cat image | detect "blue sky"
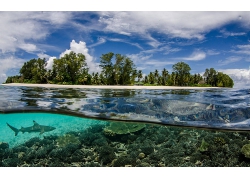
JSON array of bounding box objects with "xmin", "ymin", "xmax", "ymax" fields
[{"xmin": 1, "ymin": 3, "xmax": 250, "ymax": 88}]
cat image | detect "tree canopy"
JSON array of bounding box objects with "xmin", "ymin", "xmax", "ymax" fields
[{"xmin": 4, "ymin": 51, "xmax": 234, "ymax": 88}]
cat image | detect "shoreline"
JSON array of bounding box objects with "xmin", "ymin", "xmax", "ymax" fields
[{"xmin": 1, "ymin": 83, "xmax": 221, "ymax": 89}]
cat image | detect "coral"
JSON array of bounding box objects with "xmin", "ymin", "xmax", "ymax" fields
[
  {"xmin": 25, "ymin": 137, "xmax": 41, "ymax": 148},
  {"xmin": 56, "ymin": 134, "xmax": 81, "ymax": 147},
  {"xmin": 0, "ymin": 142, "xmax": 9, "ymax": 150},
  {"xmin": 97, "ymin": 146, "xmax": 116, "ymax": 165},
  {"xmin": 112, "ymin": 156, "xmax": 136, "ymax": 167},
  {"xmin": 214, "ymin": 137, "xmax": 226, "ymax": 146},
  {"xmin": 241, "ymin": 144, "xmax": 250, "ymax": 158},
  {"xmin": 198, "ymin": 139, "xmax": 209, "ymax": 152},
  {"xmin": 103, "ymin": 122, "xmax": 145, "ymax": 136}
]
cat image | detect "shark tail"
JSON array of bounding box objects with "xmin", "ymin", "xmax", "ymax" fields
[{"xmin": 6, "ymin": 123, "xmax": 19, "ymax": 136}]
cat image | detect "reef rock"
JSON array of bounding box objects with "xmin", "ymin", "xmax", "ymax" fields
[
  {"xmin": 103, "ymin": 122, "xmax": 145, "ymax": 136},
  {"xmin": 241, "ymin": 144, "xmax": 250, "ymax": 158}
]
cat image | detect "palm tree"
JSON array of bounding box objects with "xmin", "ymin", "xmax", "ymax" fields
[
  {"xmin": 154, "ymin": 69, "xmax": 159, "ymax": 84},
  {"xmin": 162, "ymin": 68, "xmax": 169, "ymax": 85},
  {"xmin": 137, "ymin": 70, "xmax": 143, "ymax": 83},
  {"xmin": 149, "ymin": 72, "xmax": 155, "ymax": 84}
]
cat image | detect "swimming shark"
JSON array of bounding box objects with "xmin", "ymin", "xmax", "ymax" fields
[{"xmin": 6, "ymin": 120, "xmax": 56, "ymax": 136}]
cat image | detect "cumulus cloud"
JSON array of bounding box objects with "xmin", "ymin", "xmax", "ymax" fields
[
  {"xmin": 45, "ymin": 56, "xmax": 57, "ymax": 70},
  {"xmin": 98, "ymin": 12, "xmax": 249, "ymax": 42},
  {"xmin": 37, "ymin": 53, "xmax": 51, "ymax": 60},
  {"xmin": 0, "ymin": 56, "xmax": 26, "ymax": 83},
  {"xmin": 219, "ymin": 68, "xmax": 250, "ymax": 88},
  {"xmin": 60, "ymin": 40, "xmax": 100, "ymax": 73}
]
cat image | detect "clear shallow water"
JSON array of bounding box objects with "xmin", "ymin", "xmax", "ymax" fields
[
  {"xmin": 0, "ymin": 112, "xmax": 106, "ymax": 148},
  {"xmin": 1, "ymin": 85, "xmax": 250, "ymax": 131},
  {"xmin": 1, "ymin": 85, "xmax": 250, "ymax": 167}
]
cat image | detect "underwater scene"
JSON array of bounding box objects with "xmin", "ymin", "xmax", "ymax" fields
[{"xmin": 1, "ymin": 85, "xmax": 250, "ymax": 167}]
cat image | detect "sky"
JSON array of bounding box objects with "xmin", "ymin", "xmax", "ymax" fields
[{"xmin": 1, "ymin": 1, "xmax": 250, "ymax": 88}]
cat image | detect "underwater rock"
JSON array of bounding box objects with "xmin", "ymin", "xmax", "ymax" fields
[
  {"xmin": 0, "ymin": 142, "xmax": 9, "ymax": 150},
  {"xmin": 112, "ymin": 156, "xmax": 136, "ymax": 167},
  {"xmin": 241, "ymin": 144, "xmax": 250, "ymax": 158},
  {"xmin": 56, "ymin": 134, "xmax": 81, "ymax": 147},
  {"xmin": 103, "ymin": 122, "xmax": 145, "ymax": 136},
  {"xmin": 138, "ymin": 152, "xmax": 145, "ymax": 159},
  {"xmin": 97, "ymin": 146, "xmax": 116, "ymax": 165},
  {"xmin": 25, "ymin": 137, "xmax": 41, "ymax": 148}
]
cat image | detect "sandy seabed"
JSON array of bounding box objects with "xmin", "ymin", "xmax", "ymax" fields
[{"xmin": 2, "ymin": 83, "xmax": 220, "ymax": 90}]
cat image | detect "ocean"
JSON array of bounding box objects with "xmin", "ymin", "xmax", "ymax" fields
[{"xmin": 1, "ymin": 85, "xmax": 250, "ymax": 167}]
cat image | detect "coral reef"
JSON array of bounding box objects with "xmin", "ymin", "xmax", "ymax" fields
[
  {"xmin": 56, "ymin": 133, "xmax": 81, "ymax": 147},
  {"xmin": 1, "ymin": 122, "xmax": 250, "ymax": 167},
  {"xmin": 241, "ymin": 144, "xmax": 250, "ymax": 158}
]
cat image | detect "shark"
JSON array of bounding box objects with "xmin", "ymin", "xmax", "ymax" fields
[{"xmin": 6, "ymin": 120, "xmax": 56, "ymax": 136}]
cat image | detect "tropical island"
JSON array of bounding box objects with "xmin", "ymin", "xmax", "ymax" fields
[{"xmin": 3, "ymin": 51, "xmax": 234, "ymax": 88}]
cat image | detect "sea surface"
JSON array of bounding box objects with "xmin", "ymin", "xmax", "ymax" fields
[{"xmin": 1, "ymin": 85, "xmax": 250, "ymax": 167}]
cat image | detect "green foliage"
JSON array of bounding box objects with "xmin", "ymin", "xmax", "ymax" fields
[
  {"xmin": 4, "ymin": 50, "xmax": 234, "ymax": 88},
  {"xmin": 53, "ymin": 51, "xmax": 88, "ymax": 84},
  {"xmin": 172, "ymin": 61, "xmax": 191, "ymax": 86},
  {"xmin": 19, "ymin": 58, "xmax": 47, "ymax": 83},
  {"xmin": 99, "ymin": 52, "xmax": 137, "ymax": 85}
]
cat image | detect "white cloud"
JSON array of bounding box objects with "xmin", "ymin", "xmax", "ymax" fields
[
  {"xmin": 108, "ymin": 38, "xmax": 144, "ymax": 50},
  {"xmin": 0, "ymin": 56, "xmax": 26, "ymax": 83},
  {"xmin": 206, "ymin": 49, "xmax": 220, "ymax": 56},
  {"xmin": 37, "ymin": 53, "xmax": 51, "ymax": 60},
  {"xmin": 0, "ymin": 73, "xmax": 7, "ymax": 84},
  {"xmin": 181, "ymin": 51, "xmax": 206, "ymax": 61},
  {"xmin": 45, "ymin": 56, "xmax": 57, "ymax": 70},
  {"xmin": 127, "ymin": 53, "xmax": 153, "ymax": 64},
  {"xmin": 0, "ymin": 12, "xmax": 72, "ymax": 53},
  {"xmin": 232, "ymin": 44, "xmax": 250, "ymax": 55},
  {"xmin": 60, "ymin": 40, "xmax": 101, "ymax": 73},
  {"xmin": 219, "ymin": 68, "xmax": 250, "ymax": 88},
  {"xmin": 98, "ymin": 12, "xmax": 249, "ymax": 42},
  {"xmin": 219, "ymin": 29, "xmax": 246, "ymax": 37},
  {"xmin": 218, "ymin": 56, "xmax": 242, "ymax": 66},
  {"xmin": 89, "ymin": 37, "xmax": 107, "ymax": 48}
]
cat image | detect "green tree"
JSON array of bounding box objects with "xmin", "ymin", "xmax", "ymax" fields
[
  {"xmin": 99, "ymin": 52, "xmax": 114, "ymax": 85},
  {"xmin": 216, "ymin": 72, "xmax": 234, "ymax": 88},
  {"xmin": 148, "ymin": 72, "xmax": 155, "ymax": 84},
  {"xmin": 19, "ymin": 58, "xmax": 47, "ymax": 83},
  {"xmin": 52, "ymin": 51, "xmax": 88, "ymax": 84},
  {"xmin": 120, "ymin": 57, "xmax": 137, "ymax": 85},
  {"xmin": 137, "ymin": 70, "xmax": 143, "ymax": 83},
  {"xmin": 172, "ymin": 62, "xmax": 191, "ymax": 86},
  {"xmin": 162, "ymin": 68, "xmax": 169, "ymax": 85},
  {"xmin": 203, "ymin": 68, "xmax": 217, "ymax": 86},
  {"xmin": 154, "ymin": 69, "xmax": 159, "ymax": 84}
]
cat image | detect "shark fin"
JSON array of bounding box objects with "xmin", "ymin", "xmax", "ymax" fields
[
  {"xmin": 6, "ymin": 123, "xmax": 19, "ymax": 136},
  {"xmin": 33, "ymin": 120, "xmax": 39, "ymax": 126}
]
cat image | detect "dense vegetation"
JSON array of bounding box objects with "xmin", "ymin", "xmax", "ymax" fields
[{"xmin": 4, "ymin": 51, "xmax": 234, "ymax": 88}]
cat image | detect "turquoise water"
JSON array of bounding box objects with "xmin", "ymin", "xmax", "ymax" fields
[
  {"xmin": 1, "ymin": 85, "xmax": 250, "ymax": 167},
  {"xmin": 1, "ymin": 112, "xmax": 106, "ymax": 148}
]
